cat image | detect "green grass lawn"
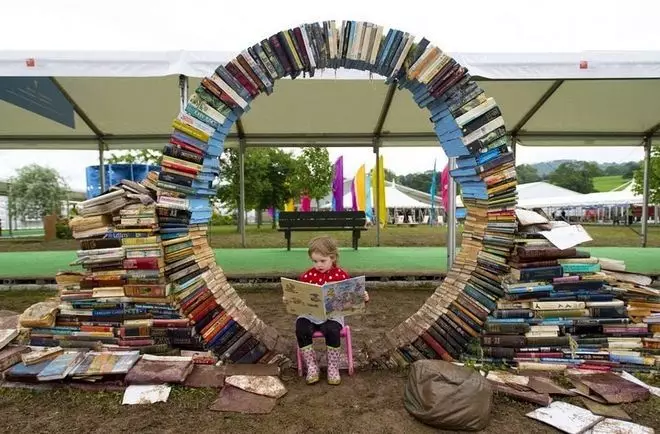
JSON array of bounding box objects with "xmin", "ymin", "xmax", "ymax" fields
[
  {"xmin": 0, "ymin": 228, "xmax": 44, "ymax": 239},
  {"xmin": 1, "ymin": 246, "xmax": 659, "ymax": 278},
  {"xmin": 592, "ymin": 175, "xmax": 629, "ymax": 192},
  {"xmin": 1, "ymin": 224, "xmax": 659, "ymax": 253}
]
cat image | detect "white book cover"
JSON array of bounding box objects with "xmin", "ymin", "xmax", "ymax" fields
[
  {"xmin": 526, "ymin": 401, "xmax": 603, "ymax": 434},
  {"xmin": 462, "ymin": 116, "xmax": 506, "ymax": 145},
  {"xmin": 456, "ymin": 97, "xmax": 498, "ymax": 127},
  {"xmin": 210, "ymin": 72, "xmax": 249, "ymax": 108},
  {"xmin": 177, "ymin": 112, "xmax": 216, "ymax": 136},
  {"xmin": 0, "ymin": 329, "xmax": 18, "ymax": 351},
  {"xmin": 370, "ymin": 25, "xmax": 384, "ymax": 66},
  {"xmin": 300, "ymin": 25, "xmax": 316, "ymax": 69},
  {"xmin": 408, "ymin": 46, "xmax": 438, "ymax": 80},
  {"xmin": 419, "ymin": 53, "xmax": 448, "ymax": 84},
  {"xmin": 361, "ymin": 23, "xmax": 373, "ymax": 62}
]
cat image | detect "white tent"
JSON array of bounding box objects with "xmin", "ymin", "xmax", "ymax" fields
[
  {"xmin": 455, "ymin": 181, "xmax": 584, "ymax": 208},
  {"xmin": 456, "ymin": 180, "xmax": 649, "ymax": 209},
  {"xmin": 322, "ymin": 184, "xmax": 429, "ymax": 209},
  {"xmin": 0, "ymin": 35, "xmax": 658, "ymax": 248},
  {"xmin": 0, "ymin": 50, "xmax": 659, "ymax": 151}
]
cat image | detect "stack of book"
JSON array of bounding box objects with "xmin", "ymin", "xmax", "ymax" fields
[
  {"xmin": 475, "ymin": 233, "xmax": 660, "ymax": 373},
  {"xmin": 18, "ymin": 21, "xmax": 657, "ymax": 372}
]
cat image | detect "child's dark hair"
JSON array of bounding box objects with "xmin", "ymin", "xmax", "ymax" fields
[{"xmin": 308, "ymin": 236, "xmax": 339, "ymax": 264}]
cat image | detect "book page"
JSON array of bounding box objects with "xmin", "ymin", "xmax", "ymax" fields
[
  {"xmin": 281, "ymin": 278, "xmax": 326, "ymax": 319},
  {"xmin": 540, "ymin": 224, "xmax": 593, "ymax": 250},
  {"xmin": 322, "ymin": 276, "xmax": 367, "ymax": 318}
]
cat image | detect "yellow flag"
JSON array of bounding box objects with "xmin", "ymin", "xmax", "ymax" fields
[
  {"xmin": 284, "ymin": 198, "xmax": 295, "ymax": 212},
  {"xmin": 370, "ymin": 158, "xmax": 387, "ymax": 227},
  {"xmin": 355, "ymin": 164, "xmax": 366, "ymax": 211}
]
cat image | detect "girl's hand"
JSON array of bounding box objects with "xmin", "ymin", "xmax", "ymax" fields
[{"xmin": 364, "ymin": 291, "xmax": 370, "ymax": 303}]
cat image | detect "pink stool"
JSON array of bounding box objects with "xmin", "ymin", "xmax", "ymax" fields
[{"xmin": 296, "ymin": 325, "xmax": 354, "ymax": 377}]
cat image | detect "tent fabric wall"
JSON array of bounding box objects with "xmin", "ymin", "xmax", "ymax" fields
[{"xmin": 0, "ymin": 50, "xmax": 659, "ymax": 151}]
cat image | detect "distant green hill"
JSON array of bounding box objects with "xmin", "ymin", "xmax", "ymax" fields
[{"xmin": 592, "ymin": 175, "xmax": 629, "ymax": 192}]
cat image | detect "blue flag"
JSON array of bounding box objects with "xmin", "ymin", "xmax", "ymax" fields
[{"xmin": 365, "ymin": 171, "xmax": 373, "ymax": 222}]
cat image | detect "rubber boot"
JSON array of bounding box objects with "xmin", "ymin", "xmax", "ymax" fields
[
  {"xmin": 301, "ymin": 345, "xmax": 319, "ymax": 385},
  {"xmin": 326, "ymin": 346, "xmax": 342, "ymax": 385}
]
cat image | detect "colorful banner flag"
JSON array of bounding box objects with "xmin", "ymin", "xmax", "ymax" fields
[
  {"xmin": 365, "ymin": 170, "xmax": 373, "ymax": 221},
  {"xmin": 301, "ymin": 195, "xmax": 311, "ymax": 212},
  {"xmin": 332, "ymin": 156, "xmax": 344, "ymax": 211},
  {"xmin": 429, "ymin": 159, "xmax": 437, "ymax": 224},
  {"xmin": 440, "ymin": 162, "xmax": 450, "ymax": 212},
  {"xmin": 371, "ymin": 157, "xmax": 387, "ymax": 227},
  {"xmin": 355, "ymin": 164, "xmax": 366, "ymax": 211},
  {"xmin": 378, "ymin": 156, "xmax": 386, "ymax": 227}
]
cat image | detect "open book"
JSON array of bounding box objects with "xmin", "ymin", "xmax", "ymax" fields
[{"xmin": 281, "ymin": 276, "xmax": 366, "ymax": 320}]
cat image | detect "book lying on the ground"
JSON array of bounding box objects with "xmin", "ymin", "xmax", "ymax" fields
[{"xmin": 281, "ymin": 276, "xmax": 366, "ymax": 320}]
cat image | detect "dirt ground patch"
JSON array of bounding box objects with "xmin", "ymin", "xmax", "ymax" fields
[
  {"xmin": 1, "ymin": 373, "xmax": 658, "ymax": 434},
  {"xmin": 1, "ymin": 288, "xmax": 658, "ymax": 433}
]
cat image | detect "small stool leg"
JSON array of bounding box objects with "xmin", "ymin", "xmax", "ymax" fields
[
  {"xmin": 296, "ymin": 347, "xmax": 303, "ymax": 377},
  {"xmin": 345, "ymin": 326, "xmax": 354, "ymax": 376}
]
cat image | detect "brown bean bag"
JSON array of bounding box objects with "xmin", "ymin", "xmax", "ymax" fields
[{"xmin": 404, "ymin": 360, "xmax": 493, "ymax": 431}]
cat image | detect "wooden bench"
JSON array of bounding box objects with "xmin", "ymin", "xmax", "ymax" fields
[{"xmin": 277, "ymin": 211, "xmax": 367, "ymax": 251}]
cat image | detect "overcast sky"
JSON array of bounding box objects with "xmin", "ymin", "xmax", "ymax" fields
[{"xmin": 0, "ymin": 0, "xmax": 656, "ymax": 191}]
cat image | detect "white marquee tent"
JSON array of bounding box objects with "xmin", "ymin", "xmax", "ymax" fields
[
  {"xmin": 1, "ymin": 48, "xmax": 659, "ymax": 250},
  {"xmin": 322, "ymin": 184, "xmax": 430, "ymax": 210}
]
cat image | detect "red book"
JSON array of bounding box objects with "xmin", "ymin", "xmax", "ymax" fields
[
  {"xmin": 226, "ymin": 62, "xmax": 259, "ymax": 97},
  {"xmin": 421, "ymin": 331, "xmax": 453, "ymax": 362},
  {"xmin": 123, "ymin": 258, "xmax": 162, "ymax": 270},
  {"xmin": 161, "ymin": 159, "xmax": 199, "ymax": 175},
  {"xmin": 169, "ymin": 137, "xmax": 204, "ymax": 155},
  {"xmin": 189, "ymin": 297, "xmax": 218, "ymax": 323},
  {"xmin": 514, "ymin": 352, "xmax": 564, "ymax": 359},
  {"xmin": 152, "ymin": 319, "xmax": 189, "ymax": 328}
]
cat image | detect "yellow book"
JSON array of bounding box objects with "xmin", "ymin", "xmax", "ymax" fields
[{"xmin": 172, "ymin": 119, "xmax": 209, "ymax": 143}]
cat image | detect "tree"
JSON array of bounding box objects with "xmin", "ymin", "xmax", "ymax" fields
[
  {"xmin": 105, "ymin": 149, "xmax": 162, "ymax": 165},
  {"xmin": 622, "ymin": 161, "xmax": 641, "ymax": 179},
  {"xmin": 583, "ymin": 161, "xmax": 603, "ymax": 178},
  {"xmin": 633, "ymin": 146, "xmax": 660, "ymax": 204},
  {"xmin": 516, "ymin": 164, "xmax": 541, "ymax": 184},
  {"xmin": 547, "ymin": 161, "xmax": 596, "ymax": 193},
  {"xmin": 257, "ymin": 149, "xmax": 298, "ymax": 227},
  {"xmin": 398, "ymin": 171, "xmax": 434, "ymax": 192},
  {"xmin": 384, "ymin": 168, "xmax": 398, "ymax": 182},
  {"xmin": 292, "ymin": 147, "xmax": 332, "ymax": 207},
  {"xmin": 8, "ymin": 164, "xmax": 69, "ymax": 221},
  {"xmin": 216, "ymin": 148, "xmax": 269, "ymax": 216},
  {"xmin": 216, "ymin": 148, "xmax": 299, "ymax": 228}
]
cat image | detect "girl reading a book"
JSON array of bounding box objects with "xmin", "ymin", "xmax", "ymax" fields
[{"xmin": 296, "ymin": 235, "xmax": 369, "ymax": 385}]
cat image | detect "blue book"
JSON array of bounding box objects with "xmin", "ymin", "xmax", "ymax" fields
[{"xmin": 457, "ymin": 156, "xmax": 477, "ymax": 168}]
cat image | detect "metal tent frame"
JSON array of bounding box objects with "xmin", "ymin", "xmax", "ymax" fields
[{"xmin": 1, "ymin": 50, "xmax": 659, "ymax": 259}]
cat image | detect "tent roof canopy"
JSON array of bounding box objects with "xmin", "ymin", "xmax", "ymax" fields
[{"xmin": 1, "ymin": 50, "xmax": 659, "ymax": 151}]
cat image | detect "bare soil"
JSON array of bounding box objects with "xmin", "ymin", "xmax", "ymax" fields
[{"xmin": 1, "ymin": 288, "xmax": 658, "ymax": 433}]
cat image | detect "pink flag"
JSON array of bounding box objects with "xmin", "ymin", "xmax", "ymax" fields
[
  {"xmin": 301, "ymin": 195, "xmax": 311, "ymax": 212},
  {"xmin": 440, "ymin": 163, "xmax": 450, "ymax": 211}
]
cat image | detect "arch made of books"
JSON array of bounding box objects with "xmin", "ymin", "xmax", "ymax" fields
[{"xmin": 161, "ymin": 21, "xmax": 516, "ymax": 367}]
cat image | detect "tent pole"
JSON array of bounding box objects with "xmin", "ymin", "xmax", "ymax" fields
[
  {"xmin": 374, "ymin": 142, "xmax": 381, "ymax": 247},
  {"xmin": 238, "ymin": 140, "xmax": 246, "ymax": 248},
  {"xmin": 447, "ymin": 157, "xmax": 457, "ymax": 269},
  {"xmin": 179, "ymin": 75, "xmax": 189, "ymax": 111},
  {"xmin": 98, "ymin": 141, "xmax": 105, "ymax": 193},
  {"xmin": 641, "ymin": 137, "xmax": 652, "ymax": 247}
]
